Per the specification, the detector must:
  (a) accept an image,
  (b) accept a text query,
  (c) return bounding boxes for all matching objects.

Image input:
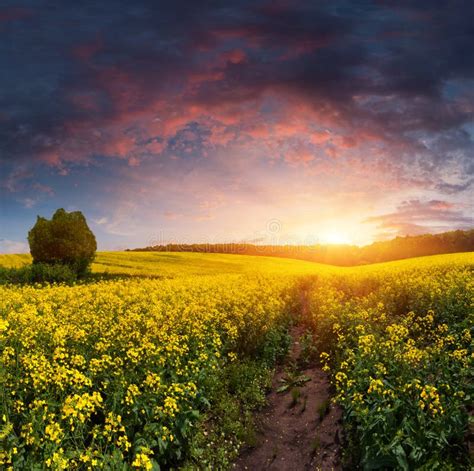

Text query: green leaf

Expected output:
[298,375,311,383]
[393,444,409,471]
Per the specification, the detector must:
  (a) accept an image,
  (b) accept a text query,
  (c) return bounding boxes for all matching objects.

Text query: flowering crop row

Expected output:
[306,261,473,469]
[0,275,294,469]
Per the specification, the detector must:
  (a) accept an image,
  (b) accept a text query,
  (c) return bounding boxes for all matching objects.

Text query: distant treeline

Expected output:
[129,229,474,266]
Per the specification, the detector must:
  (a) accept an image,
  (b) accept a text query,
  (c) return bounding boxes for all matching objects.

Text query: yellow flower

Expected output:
[358,334,376,354]
[45,422,63,444]
[0,318,9,334]
[367,378,384,394]
[124,384,141,406]
[419,385,444,416]
[132,449,153,470]
[45,449,68,470]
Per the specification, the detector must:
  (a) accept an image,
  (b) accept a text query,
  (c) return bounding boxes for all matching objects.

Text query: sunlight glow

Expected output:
[319,230,353,245]
[291,220,371,246]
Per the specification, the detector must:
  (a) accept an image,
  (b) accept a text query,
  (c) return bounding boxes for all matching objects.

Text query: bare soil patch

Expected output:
[233,325,343,471]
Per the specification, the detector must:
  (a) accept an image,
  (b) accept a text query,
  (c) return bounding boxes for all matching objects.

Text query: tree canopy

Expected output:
[28,208,97,275]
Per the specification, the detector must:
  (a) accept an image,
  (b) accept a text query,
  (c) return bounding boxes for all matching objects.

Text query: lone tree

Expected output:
[28,208,97,275]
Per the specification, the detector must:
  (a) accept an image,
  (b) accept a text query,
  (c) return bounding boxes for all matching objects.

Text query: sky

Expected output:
[0,0,473,252]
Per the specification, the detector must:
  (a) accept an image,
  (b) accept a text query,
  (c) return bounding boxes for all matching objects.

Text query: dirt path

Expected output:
[233,325,343,471]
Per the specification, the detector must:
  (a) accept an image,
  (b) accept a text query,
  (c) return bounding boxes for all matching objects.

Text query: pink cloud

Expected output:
[16,24,429,192]
[188,70,225,85]
[220,48,247,65]
[284,143,315,164]
[366,199,472,238]
[32,183,55,196]
[309,131,331,144]
[164,211,182,220]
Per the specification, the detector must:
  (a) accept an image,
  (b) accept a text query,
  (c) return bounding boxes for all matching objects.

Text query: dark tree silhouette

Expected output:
[28,208,97,275]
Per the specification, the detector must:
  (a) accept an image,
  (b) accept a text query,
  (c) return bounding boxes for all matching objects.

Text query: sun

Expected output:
[319,230,352,245]
[293,221,367,246]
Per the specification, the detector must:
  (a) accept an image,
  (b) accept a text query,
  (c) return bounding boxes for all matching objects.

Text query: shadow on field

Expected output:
[86,272,166,283]
[0,265,165,286]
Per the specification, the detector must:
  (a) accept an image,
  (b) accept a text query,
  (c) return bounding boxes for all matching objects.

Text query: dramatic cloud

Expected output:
[366,200,474,237]
[1,0,472,247]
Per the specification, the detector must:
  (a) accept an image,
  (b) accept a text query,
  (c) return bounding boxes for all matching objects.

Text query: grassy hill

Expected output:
[130,229,474,266]
[0,251,472,278]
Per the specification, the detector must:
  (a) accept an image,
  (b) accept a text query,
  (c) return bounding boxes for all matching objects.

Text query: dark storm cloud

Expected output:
[0,0,195,163]
[0,0,472,189]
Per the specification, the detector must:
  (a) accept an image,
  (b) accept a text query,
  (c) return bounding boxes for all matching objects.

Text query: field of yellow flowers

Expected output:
[0,251,473,469]
[306,255,473,469]
[0,272,301,469]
